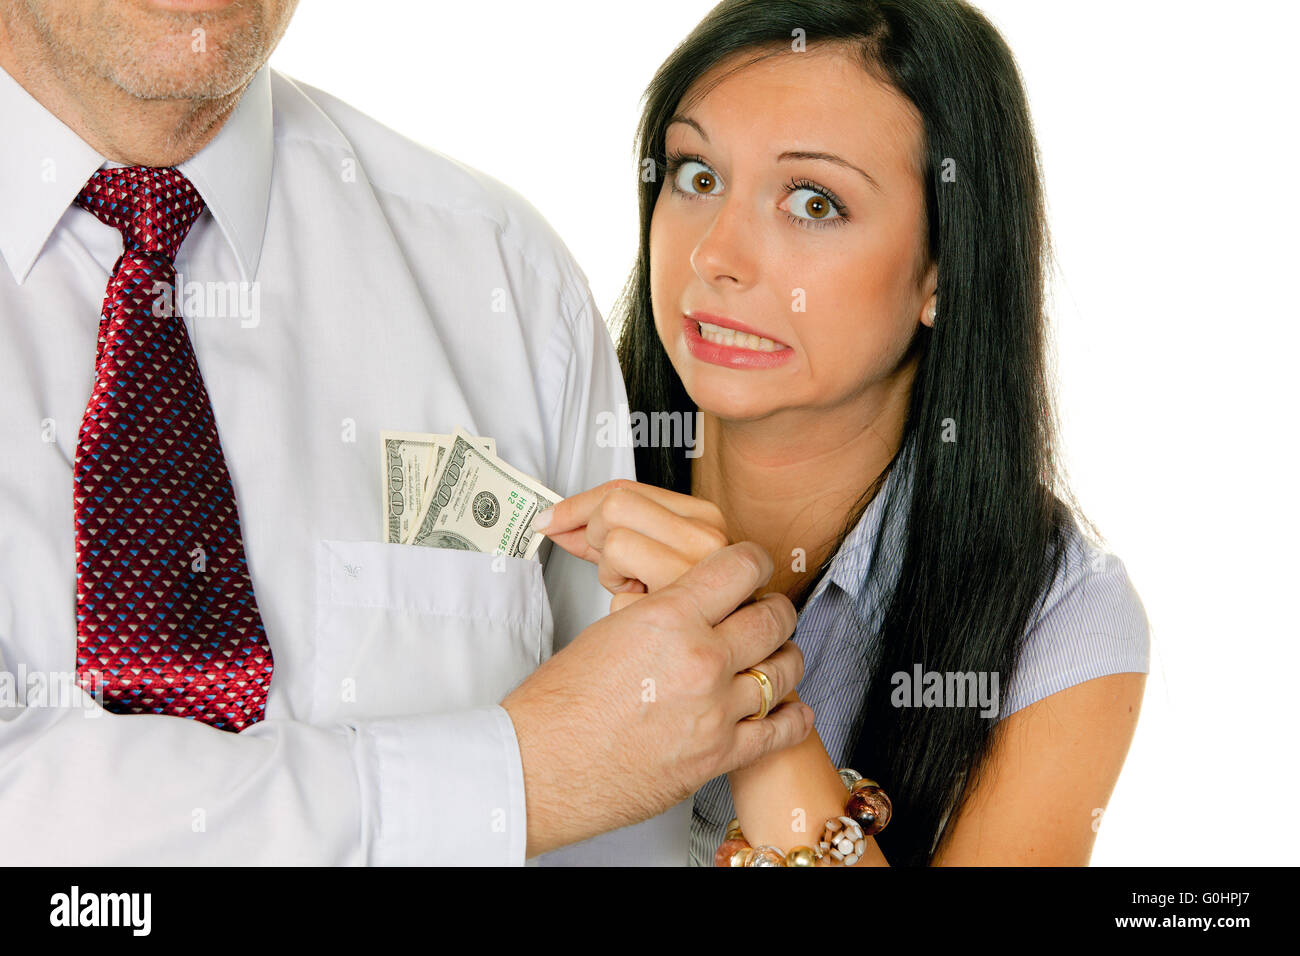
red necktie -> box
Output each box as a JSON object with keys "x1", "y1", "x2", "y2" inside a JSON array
[{"x1": 72, "y1": 166, "x2": 273, "y2": 732}]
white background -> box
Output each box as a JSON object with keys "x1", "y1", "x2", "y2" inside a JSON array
[{"x1": 272, "y1": 1, "x2": 1300, "y2": 865}]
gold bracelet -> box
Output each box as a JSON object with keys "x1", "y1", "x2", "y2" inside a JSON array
[{"x1": 716, "y1": 767, "x2": 893, "y2": 867}]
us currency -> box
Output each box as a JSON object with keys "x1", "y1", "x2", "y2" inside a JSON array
[
  {"x1": 407, "y1": 428, "x2": 559, "y2": 559},
  {"x1": 381, "y1": 430, "x2": 496, "y2": 544}
]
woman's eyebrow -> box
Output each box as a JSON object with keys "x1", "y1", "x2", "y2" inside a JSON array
[
  {"x1": 667, "y1": 116, "x2": 881, "y2": 194},
  {"x1": 779, "y1": 151, "x2": 881, "y2": 192},
  {"x1": 667, "y1": 115, "x2": 709, "y2": 141}
]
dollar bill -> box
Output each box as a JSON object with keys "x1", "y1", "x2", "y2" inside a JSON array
[
  {"x1": 381, "y1": 430, "x2": 495, "y2": 544},
  {"x1": 407, "y1": 428, "x2": 559, "y2": 559}
]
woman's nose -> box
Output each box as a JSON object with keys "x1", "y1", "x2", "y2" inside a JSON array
[{"x1": 690, "y1": 197, "x2": 758, "y2": 290}]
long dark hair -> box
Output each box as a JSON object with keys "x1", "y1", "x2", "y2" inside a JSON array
[{"x1": 615, "y1": 0, "x2": 1089, "y2": 865}]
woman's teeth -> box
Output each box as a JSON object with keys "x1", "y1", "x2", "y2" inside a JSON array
[{"x1": 697, "y1": 322, "x2": 785, "y2": 352}]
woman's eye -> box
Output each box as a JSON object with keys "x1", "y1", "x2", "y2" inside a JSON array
[
  {"x1": 673, "y1": 160, "x2": 723, "y2": 196},
  {"x1": 784, "y1": 188, "x2": 840, "y2": 222}
]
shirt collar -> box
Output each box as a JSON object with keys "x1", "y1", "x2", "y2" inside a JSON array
[
  {"x1": 0, "y1": 63, "x2": 272, "y2": 285},
  {"x1": 810, "y1": 450, "x2": 916, "y2": 610}
]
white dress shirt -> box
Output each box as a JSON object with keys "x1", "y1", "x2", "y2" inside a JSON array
[{"x1": 0, "y1": 63, "x2": 690, "y2": 864}]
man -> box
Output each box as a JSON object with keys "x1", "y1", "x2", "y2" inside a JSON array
[{"x1": 0, "y1": 0, "x2": 811, "y2": 864}]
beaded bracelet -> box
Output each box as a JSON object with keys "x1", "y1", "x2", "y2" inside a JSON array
[{"x1": 714, "y1": 768, "x2": 893, "y2": 867}]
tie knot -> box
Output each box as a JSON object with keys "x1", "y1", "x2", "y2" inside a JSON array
[{"x1": 75, "y1": 166, "x2": 206, "y2": 260}]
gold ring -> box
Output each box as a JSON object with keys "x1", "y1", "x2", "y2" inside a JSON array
[{"x1": 741, "y1": 667, "x2": 775, "y2": 721}]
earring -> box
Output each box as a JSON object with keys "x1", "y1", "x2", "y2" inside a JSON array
[{"x1": 928, "y1": 304, "x2": 937, "y2": 325}]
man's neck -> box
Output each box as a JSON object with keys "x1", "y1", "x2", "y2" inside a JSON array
[
  {"x1": 0, "y1": 10, "x2": 243, "y2": 167},
  {"x1": 690, "y1": 356, "x2": 915, "y2": 602}
]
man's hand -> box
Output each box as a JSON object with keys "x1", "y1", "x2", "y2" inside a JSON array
[{"x1": 501, "y1": 541, "x2": 811, "y2": 857}]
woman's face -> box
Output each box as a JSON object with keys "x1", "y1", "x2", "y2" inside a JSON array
[{"x1": 650, "y1": 47, "x2": 935, "y2": 424}]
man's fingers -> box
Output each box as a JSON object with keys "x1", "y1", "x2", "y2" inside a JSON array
[
  {"x1": 729, "y1": 640, "x2": 803, "y2": 723},
  {"x1": 713, "y1": 590, "x2": 798, "y2": 673},
  {"x1": 727, "y1": 701, "x2": 816, "y2": 771},
  {"x1": 665, "y1": 541, "x2": 775, "y2": 627}
]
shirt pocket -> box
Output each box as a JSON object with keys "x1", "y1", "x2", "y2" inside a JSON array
[{"x1": 311, "y1": 539, "x2": 552, "y2": 723}]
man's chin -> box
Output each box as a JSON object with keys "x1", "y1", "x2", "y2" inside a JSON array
[
  {"x1": 102, "y1": 27, "x2": 265, "y2": 100},
  {"x1": 108, "y1": 58, "x2": 255, "y2": 101},
  {"x1": 138, "y1": 0, "x2": 245, "y2": 11},
  {"x1": 60, "y1": 0, "x2": 271, "y2": 101}
]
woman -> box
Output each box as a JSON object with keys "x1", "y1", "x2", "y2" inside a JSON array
[{"x1": 537, "y1": 0, "x2": 1149, "y2": 866}]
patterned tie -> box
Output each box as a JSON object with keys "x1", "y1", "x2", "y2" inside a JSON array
[{"x1": 72, "y1": 166, "x2": 273, "y2": 732}]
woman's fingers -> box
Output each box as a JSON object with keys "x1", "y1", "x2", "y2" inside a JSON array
[
  {"x1": 536, "y1": 478, "x2": 725, "y2": 541},
  {"x1": 586, "y1": 490, "x2": 728, "y2": 560},
  {"x1": 596, "y1": 527, "x2": 695, "y2": 594},
  {"x1": 540, "y1": 525, "x2": 599, "y2": 563},
  {"x1": 537, "y1": 481, "x2": 729, "y2": 588},
  {"x1": 609, "y1": 589, "x2": 649, "y2": 614}
]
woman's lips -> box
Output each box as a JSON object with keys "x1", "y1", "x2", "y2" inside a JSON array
[{"x1": 682, "y1": 315, "x2": 794, "y2": 370}]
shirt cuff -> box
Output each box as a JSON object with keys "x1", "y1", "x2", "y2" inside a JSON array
[{"x1": 352, "y1": 705, "x2": 526, "y2": 865}]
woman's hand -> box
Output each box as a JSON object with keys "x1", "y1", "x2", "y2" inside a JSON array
[{"x1": 532, "y1": 479, "x2": 730, "y2": 612}]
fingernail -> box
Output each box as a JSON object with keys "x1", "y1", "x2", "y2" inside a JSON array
[{"x1": 531, "y1": 507, "x2": 553, "y2": 533}]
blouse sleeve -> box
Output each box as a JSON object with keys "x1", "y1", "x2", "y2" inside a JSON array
[{"x1": 999, "y1": 526, "x2": 1151, "y2": 721}]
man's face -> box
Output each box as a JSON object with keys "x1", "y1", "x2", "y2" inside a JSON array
[{"x1": 12, "y1": 0, "x2": 298, "y2": 99}]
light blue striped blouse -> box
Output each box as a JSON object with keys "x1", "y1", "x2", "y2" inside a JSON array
[{"x1": 688, "y1": 457, "x2": 1152, "y2": 866}]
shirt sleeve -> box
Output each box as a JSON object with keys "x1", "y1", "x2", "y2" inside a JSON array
[
  {"x1": 2, "y1": 632, "x2": 533, "y2": 863},
  {"x1": 537, "y1": 289, "x2": 636, "y2": 655},
  {"x1": 999, "y1": 533, "x2": 1152, "y2": 721},
  {"x1": 0, "y1": 643, "x2": 525, "y2": 864},
  {"x1": 350, "y1": 706, "x2": 526, "y2": 865}
]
